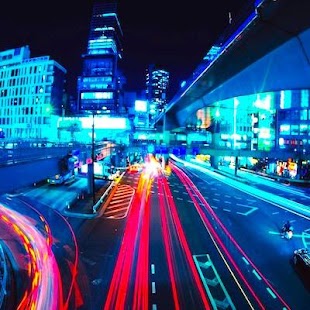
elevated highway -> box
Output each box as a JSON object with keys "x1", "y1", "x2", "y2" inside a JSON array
[
  {"x1": 0, "y1": 142, "x2": 116, "y2": 194},
  {"x1": 156, "y1": 0, "x2": 310, "y2": 129}
]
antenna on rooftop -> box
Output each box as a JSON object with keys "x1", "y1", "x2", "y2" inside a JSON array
[{"x1": 228, "y1": 12, "x2": 232, "y2": 24}]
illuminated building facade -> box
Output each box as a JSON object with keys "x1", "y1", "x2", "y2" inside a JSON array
[
  {"x1": 0, "y1": 45, "x2": 66, "y2": 140},
  {"x1": 57, "y1": 115, "x2": 130, "y2": 144},
  {"x1": 77, "y1": 1, "x2": 124, "y2": 115},
  {"x1": 146, "y1": 64, "x2": 169, "y2": 124},
  {"x1": 194, "y1": 89, "x2": 310, "y2": 153}
]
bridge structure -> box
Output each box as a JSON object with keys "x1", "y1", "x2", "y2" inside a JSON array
[
  {"x1": 0, "y1": 142, "x2": 118, "y2": 194},
  {"x1": 153, "y1": 0, "x2": 310, "y2": 163}
]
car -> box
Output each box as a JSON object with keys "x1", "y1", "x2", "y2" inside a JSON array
[
  {"x1": 128, "y1": 164, "x2": 142, "y2": 173},
  {"x1": 47, "y1": 171, "x2": 75, "y2": 185},
  {"x1": 293, "y1": 248, "x2": 310, "y2": 270},
  {"x1": 293, "y1": 248, "x2": 310, "y2": 288}
]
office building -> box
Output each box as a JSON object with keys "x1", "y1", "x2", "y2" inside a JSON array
[
  {"x1": 146, "y1": 64, "x2": 169, "y2": 124},
  {"x1": 77, "y1": 1, "x2": 124, "y2": 115},
  {"x1": 0, "y1": 45, "x2": 66, "y2": 141}
]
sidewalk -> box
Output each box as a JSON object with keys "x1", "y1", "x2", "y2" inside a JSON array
[
  {"x1": 219, "y1": 165, "x2": 310, "y2": 187},
  {"x1": 63, "y1": 181, "x2": 112, "y2": 218},
  {"x1": 63, "y1": 174, "x2": 123, "y2": 218}
]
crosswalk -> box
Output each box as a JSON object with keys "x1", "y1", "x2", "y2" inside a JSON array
[{"x1": 103, "y1": 184, "x2": 135, "y2": 219}]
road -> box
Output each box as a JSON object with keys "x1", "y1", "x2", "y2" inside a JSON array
[{"x1": 0, "y1": 158, "x2": 309, "y2": 309}]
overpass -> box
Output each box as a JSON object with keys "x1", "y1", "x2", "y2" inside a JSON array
[
  {"x1": 0, "y1": 142, "x2": 117, "y2": 194},
  {"x1": 155, "y1": 0, "x2": 310, "y2": 130}
]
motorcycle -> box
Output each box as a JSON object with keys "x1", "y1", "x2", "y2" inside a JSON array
[{"x1": 281, "y1": 224, "x2": 294, "y2": 240}]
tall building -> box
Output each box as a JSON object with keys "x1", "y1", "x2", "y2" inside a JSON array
[
  {"x1": 77, "y1": 1, "x2": 124, "y2": 115},
  {"x1": 146, "y1": 64, "x2": 169, "y2": 124},
  {"x1": 0, "y1": 45, "x2": 66, "y2": 141}
]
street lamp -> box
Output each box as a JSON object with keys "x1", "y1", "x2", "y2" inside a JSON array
[
  {"x1": 91, "y1": 112, "x2": 95, "y2": 205},
  {"x1": 86, "y1": 112, "x2": 96, "y2": 205}
]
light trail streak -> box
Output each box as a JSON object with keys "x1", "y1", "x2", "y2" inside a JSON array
[
  {"x1": 157, "y1": 178, "x2": 181, "y2": 310},
  {"x1": 0, "y1": 204, "x2": 62, "y2": 310},
  {"x1": 160, "y1": 174, "x2": 212, "y2": 310},
  {"x1": 133, "y1": 188, "x2": 151, "y2": 309},
  {"x1": 173, "y1": 163, "x2": 292, "y2": 309},
  {"x1": 10, "y1": 196, "x2": 80, "y2": 310},
  {"x1": 104, "y1": 174, "x2": 153, "y2": 310}
]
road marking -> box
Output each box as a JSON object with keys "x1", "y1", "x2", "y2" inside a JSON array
[
  {"x1": 268, "y1": 231, "x2": 281, "y2": 236},
  {"x1": 252, "y1": 269, "x2": 262, "y2": 280},
  {"x1": 223, "y1": 208, "x2": 231, "y2": 212},
  {"x1": 242, "y1": 257, "x2": 250, "y2": 265},
  {"x1": 266, "y1": 287, "x2": 277, "y2": 299},
  {"x1": 152, "y1": 304, "x2": 157, "y2": 310},
  {"x1": 152, "y1": 281, "x2": 156, "y2": 294},
  {"x1": 236, "y1": 203, "x2": 251, "y2": 207},
  {"x1": 236, "y1": 206, "x2": 258, "y2": 216},
  {"x1": 151, "y1": 264, "x2": 155, "y2": 274}
]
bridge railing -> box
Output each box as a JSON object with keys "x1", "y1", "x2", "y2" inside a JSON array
[
  {"x1": 0, "y1": 146, "x2": 74, "y2": 167},
  {"x1": 0, "y1": 142, "x2": 116, "y2": 168}
]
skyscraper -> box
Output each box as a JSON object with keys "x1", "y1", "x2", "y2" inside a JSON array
[
  {"x1": 77, "y1": 1, "x2": 124, "y2": 115},
  {"x1": 146, "y1": 64, "x2": 169, "y2": 125},
  {"x1": 0, "y1": 45, "x2": 66, "y2": 141}
]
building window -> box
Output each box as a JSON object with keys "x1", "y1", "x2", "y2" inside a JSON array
[{"x1": 300, "y1": 109, "x2": 308, "y2": 120}]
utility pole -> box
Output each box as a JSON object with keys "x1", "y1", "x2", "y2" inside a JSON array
[
  {"x1": 87, "y1": 112, "x2": 96, "y2": 206},
  {"x1": 91, "y1": 112, "x2": 95, "y2": 205}
]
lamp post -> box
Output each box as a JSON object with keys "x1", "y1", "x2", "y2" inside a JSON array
[
  {"x1": 87, "y1": 112, "x2": 96, "y2": 206},
  {"x1": 91, "y1": 112, "x2": 96, "y2": 205}
]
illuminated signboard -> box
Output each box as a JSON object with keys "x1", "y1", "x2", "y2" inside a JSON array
[
  {"x1": 82, "y1": 116, "x2": 127, "y2": 129},
  {"x1": 81, "y1": 92, "x2": 113, "y2": 100},
  {"x1": 135, "y1": 100, "x2": 147, "y2": 112},
  {"x1": 58, "y1": 116, "x2": 128, "y2": 130}
]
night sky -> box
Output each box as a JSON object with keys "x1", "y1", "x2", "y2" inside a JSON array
[{"x1": 0, "y1": 0, "x2": 249, "y2": 99}]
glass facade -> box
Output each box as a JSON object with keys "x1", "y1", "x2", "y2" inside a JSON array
[
  {"x1": 194, "y1": 89, "x2": 310, "y2": 152},
  {"x1": 0, "y1": 45, "x2": 66, "y2": 140},
  {"x1": 77, "y1": 1, "x2": 123, "y2": 114},
  {"x1": 146, "y1": 65, "x2": 169, "y2": 123}
]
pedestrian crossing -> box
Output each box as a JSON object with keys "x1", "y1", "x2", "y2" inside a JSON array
[{"x1": 103, "y1": 184, "x2": 134, "y2": 219}]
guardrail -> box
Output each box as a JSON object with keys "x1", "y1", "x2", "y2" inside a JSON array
[
  {"x1": 0, "y1": 143, "x2": 113, "y2": 167},
  {"x1": 92, "y1": 178, "x2": 117, "y2": 214},
  {"x1": 0, "y1": 243, "x2": 8, "y2": 308},
  {"x1": 0, "y1": 146, "x2": 74, "y2": 166}
]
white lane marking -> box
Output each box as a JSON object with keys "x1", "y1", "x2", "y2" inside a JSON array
[
  {"x1": 236, "y1": 206, "x2": 258, "y2": 216},
  {"x1": 152, "y1": 281, "x2": 156, "y2": 294},
  {"x1": 252, "y1": 269, "x2": 262, "y2": 280},
  {"x1": 242, "y1": 257, "x2": 250, "y2": 265},
  {"x1": 266, "y1": 287, "x2": 277, "y2": 299},
  {"x1": 151, "y1": 264, "x2": 155, "y2": 274},
  {"x1": 152, "y1": 304, "x2": 157, "y2": 310}
]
